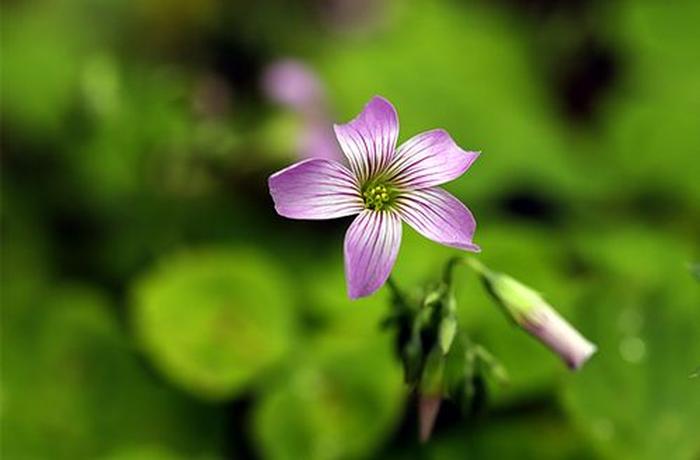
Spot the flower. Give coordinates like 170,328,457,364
269,96,480,299
262,59,326,113
468,258,597,370
261,59,343,161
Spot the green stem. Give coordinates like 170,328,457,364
386,275,408,307
443,256,467,285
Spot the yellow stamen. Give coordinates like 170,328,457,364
363,183,394,210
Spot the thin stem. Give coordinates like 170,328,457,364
442,256,466,285
443,256,488,285
386,275,407,306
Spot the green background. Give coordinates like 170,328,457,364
2,0,699,459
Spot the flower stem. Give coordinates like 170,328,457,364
443,256,467,285
386,275,408,305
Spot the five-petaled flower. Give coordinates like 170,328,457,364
269,96,480,299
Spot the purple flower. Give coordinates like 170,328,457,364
269,96,480,299
262,59,343,161
262,59,325,113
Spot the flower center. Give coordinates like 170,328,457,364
362,183,394,211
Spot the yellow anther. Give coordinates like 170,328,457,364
363,183,394,210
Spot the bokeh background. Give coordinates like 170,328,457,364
2,0,699,459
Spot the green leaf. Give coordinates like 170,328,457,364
252,333,403,460
562,229,700,460
0,2,86,134
131,247,296,400
427,413,596,460
594,1,700,207
1,285,224,459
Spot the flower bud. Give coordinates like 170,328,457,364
469,259,597,370
521,300,596,370
438,315,457,355
418,394,441,443
422,289,442,307
418,346,445,442
420,346,445,396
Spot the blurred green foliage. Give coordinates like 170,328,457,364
2,0,699,459
563,229,700,460
253,332,403,460
132,248,296,400
1,285,224,459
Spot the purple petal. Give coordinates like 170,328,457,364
394,188,480,252
269,159,363,219
333,96,399,183
344,210,402,299
385,129,479,189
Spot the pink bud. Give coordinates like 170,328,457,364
522,305,597,370
469,259,597,371
418,394,442,443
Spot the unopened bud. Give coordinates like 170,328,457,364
444,292,457,314
418,394,442,443
423,290,442,307
438,316,458,355
469,258,597,370
521,304,597,370
420,347,445,396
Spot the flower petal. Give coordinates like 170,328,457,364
344,210,402,299
394,188,479,251
333,96,399,183
385,129,478,189
268,159,363,219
